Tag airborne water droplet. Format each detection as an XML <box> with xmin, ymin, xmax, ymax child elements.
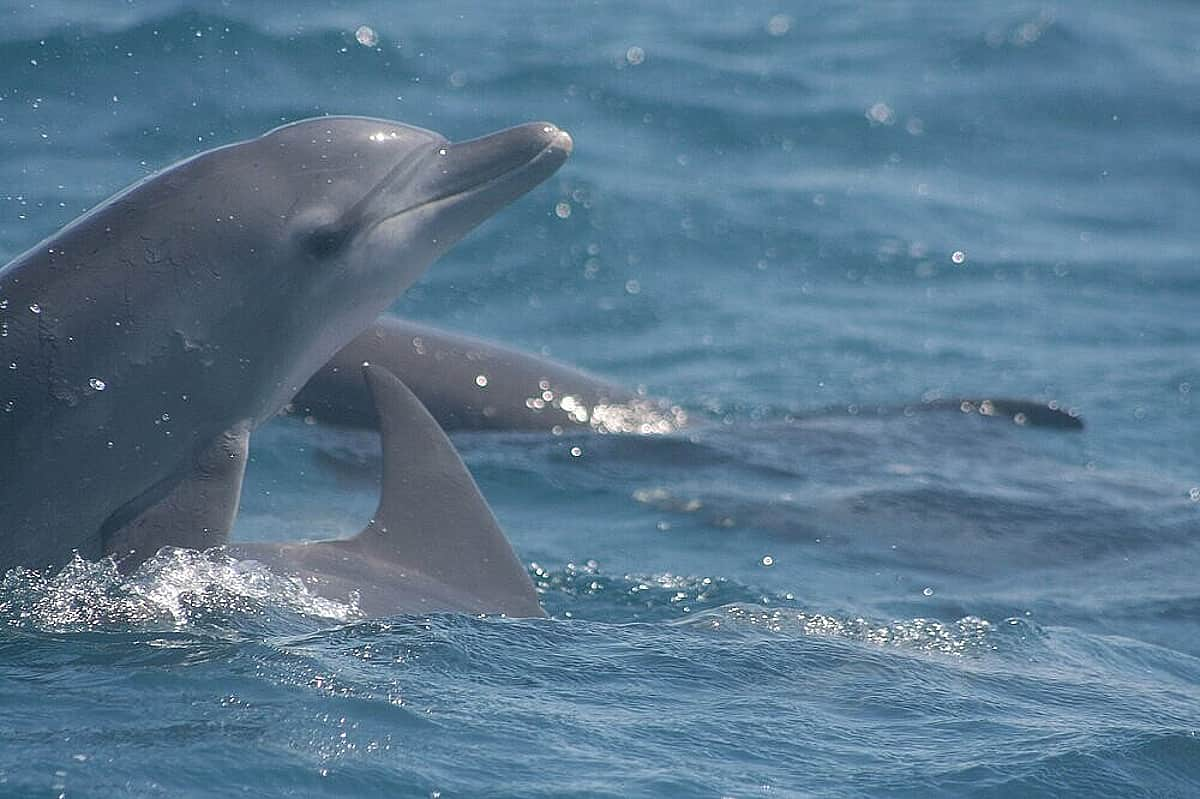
<box><xmin>89</xmin><ymin>377</ymin><xmax>107</xmax><ymax>391</ymax></box>
<box><xmin>354</xmin><ymin>25</ymin><xmax>378</xmax><ymax>47</ymax></box>
<box><xmin>766</xmin><ymin>14</ymin><xmax>792</xmax><ymax>36</ymax></box>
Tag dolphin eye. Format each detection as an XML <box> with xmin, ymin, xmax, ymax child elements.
<box><xmin>301</xmin><ymin>224</ymin><xmax>350</xmax><ymax>258</ymax></box>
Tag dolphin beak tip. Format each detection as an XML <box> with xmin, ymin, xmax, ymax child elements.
<box><xmin>538</xmin><ymin>122</ymin><xmax>573</xmax><ymax>157</ymax></box>
<box><xmin>554</xmin><ymin>128</ymin><xmax>574</xmax><ymax>156</ymax></box>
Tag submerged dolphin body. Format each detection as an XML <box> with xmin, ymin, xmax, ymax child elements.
<box><xmin>292</xmin><ymin>316</ymin><xmax>688</xmax><ymax>434</ymax></box>
<box><xmin>292</xmin><ymin>316</ymin><xmax>1083</xmax><ymax>435</ymax></box>
<box><xmin>0</xmin><ymin>116</ymin><xmax>572</xmax><ymax>573</ymax></box>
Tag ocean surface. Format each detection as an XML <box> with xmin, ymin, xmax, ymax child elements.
<box><xmin>1</xmin><ymin>1</ymin><xmax>1198</xmax><ymax>796</ymax></box>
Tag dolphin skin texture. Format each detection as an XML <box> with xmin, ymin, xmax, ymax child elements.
<box><xmin>0</xmin><ymin>116</ymin><xmax>572</xmax><ymax>583</ymax></box>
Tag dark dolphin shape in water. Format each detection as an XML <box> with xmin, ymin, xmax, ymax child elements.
<box><xmin>293</xmin><ymin>316</ymin><xmax>688</xmax><ymax>434</ymax></box>
<box><xmin>291</xmin><ymin>316</ymin><xmax>1083</xmax><ymax>435</ymax></box>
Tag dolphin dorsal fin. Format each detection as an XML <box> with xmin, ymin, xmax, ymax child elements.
<box><xmin>345</xmin><ymin>364</ymin><xmax>542</xmax><ymax>616</ymax></box>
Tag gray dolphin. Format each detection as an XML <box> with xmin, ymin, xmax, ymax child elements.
<box><xmin>291</xmin><ymin>316</ymin><xmax>1082</xmax><ymax>434</ymax></box>
<box><xmin>292</xmin><ymin>315</ymin><xmax>688</xmax><ymax>434</ymax></box>
<box><xmin>231</xmin><ymin>364</ymin><xmax>544</xmax><ymax>617</ymax></box>
<box><xmin>0</xmin><ymin>115</ymin><xmax>572</xmax><ymax>572</ymax></box>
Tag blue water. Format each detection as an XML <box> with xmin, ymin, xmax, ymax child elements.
<box><xmin>2</xmin><ymin>1</ymin><xmax>1198</xmax><ymax>796</ymax></box>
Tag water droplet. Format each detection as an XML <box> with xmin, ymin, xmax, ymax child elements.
<box><xmin>354</xmin><ymin>25</ymin><xmax>378</xmax><ymax>47</ymax></box>
<box><xmin>866</xmin><ymin>102</ymin><xmax>895</xmax><ymax>126</ymax></box>
<box><xmin>474</xmin><ymin>374</ymin><xmax>488</xmax><ymax>387</ymax></box>
<box><xmin>625</xmin><ymin>46</ymin><xmax>645</xmax><ymax>65</ymax></box>
<box><xmin>88</xmin><ymin>377</ymin><xmax>106</xmax><ymax>391</ymax></box>
<box><xmin>28</xmin><ymin>303</ymin><xmax>41</xmax><ymax>314</ymax></box>
<box><xmin>570</xmin><ymin>446</ymin><xmax>582</xmax><ymax>457</ymax></box>
<box><xmin>922</xmin><ymin>587</ymin><xmax>935</xmax><ymax>596</ymax></box>
<box><xmin>555</xmin><ymin>201</ymin><xmax>571</xmax><ymax>219</ymax></box>
<box><xmin>951</xmin><ymin>250</ymin><xmax>966</xmax><ymax>265</ymax></box>
<box><xmin>761</xmin><ymin>555</ymin><xmax>774</xmax><ymax>567</ymax></box>
<box><xmin>766</xmin><ymin>14</ymin><xmax>791</xmax><ymax>36</ymax></box>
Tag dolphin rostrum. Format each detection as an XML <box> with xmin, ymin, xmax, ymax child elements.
<box><xmin>0</xmin><ymin>116</ymin><xmax>572</xmax><ymax>573</ymax></box>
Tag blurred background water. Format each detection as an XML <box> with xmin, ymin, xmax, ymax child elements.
<box><xmin>0</xmin><ymin>1</ymin><xmax>1198</xmax><ymax>796</ymax></box>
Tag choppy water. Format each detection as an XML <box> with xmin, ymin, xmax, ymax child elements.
<box><xmin>1</xmin><ymin>2</ymin><xmax>1198</xmax><ymax>796</ymax></box>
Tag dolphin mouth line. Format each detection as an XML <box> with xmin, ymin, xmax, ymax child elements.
<box><xmin>367</xmin><ymin>131</ymin><xmax>570</xmax><ymax>234</ymax></box>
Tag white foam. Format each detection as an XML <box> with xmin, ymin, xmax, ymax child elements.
<box><xmin>0</xmin><ymin>548</ymin><xmax>362</xmax><ymax>631</ymax></box>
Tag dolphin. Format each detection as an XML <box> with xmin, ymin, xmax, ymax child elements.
<box><xmin>0</xmin><ymin>115</ymin><xmax>572</xmax><ymax>572</ymax></box>
<box><xmin>290</xmin><ymin>316</ymin><xmax>1083</xmax><ymax>434</ymax></box>
<box><xmin>231</xmin><ymin>364</ymin><xmax>544</xmax><ymax>617</ymax></box>
<box><xmin>292</xmin><ymin>315</ymin><xmax>688</xmax><ymax>434</ymax></box>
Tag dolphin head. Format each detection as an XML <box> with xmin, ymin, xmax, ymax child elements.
<box><xmin>155</xmin><ymin>116</ymin><xmax>571</xmax><ymax>417</ymax></box>
<box><xmin>258</xmin><ymin>117</ymin><xmax>572</xmax><ymax>297</ymax></box>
